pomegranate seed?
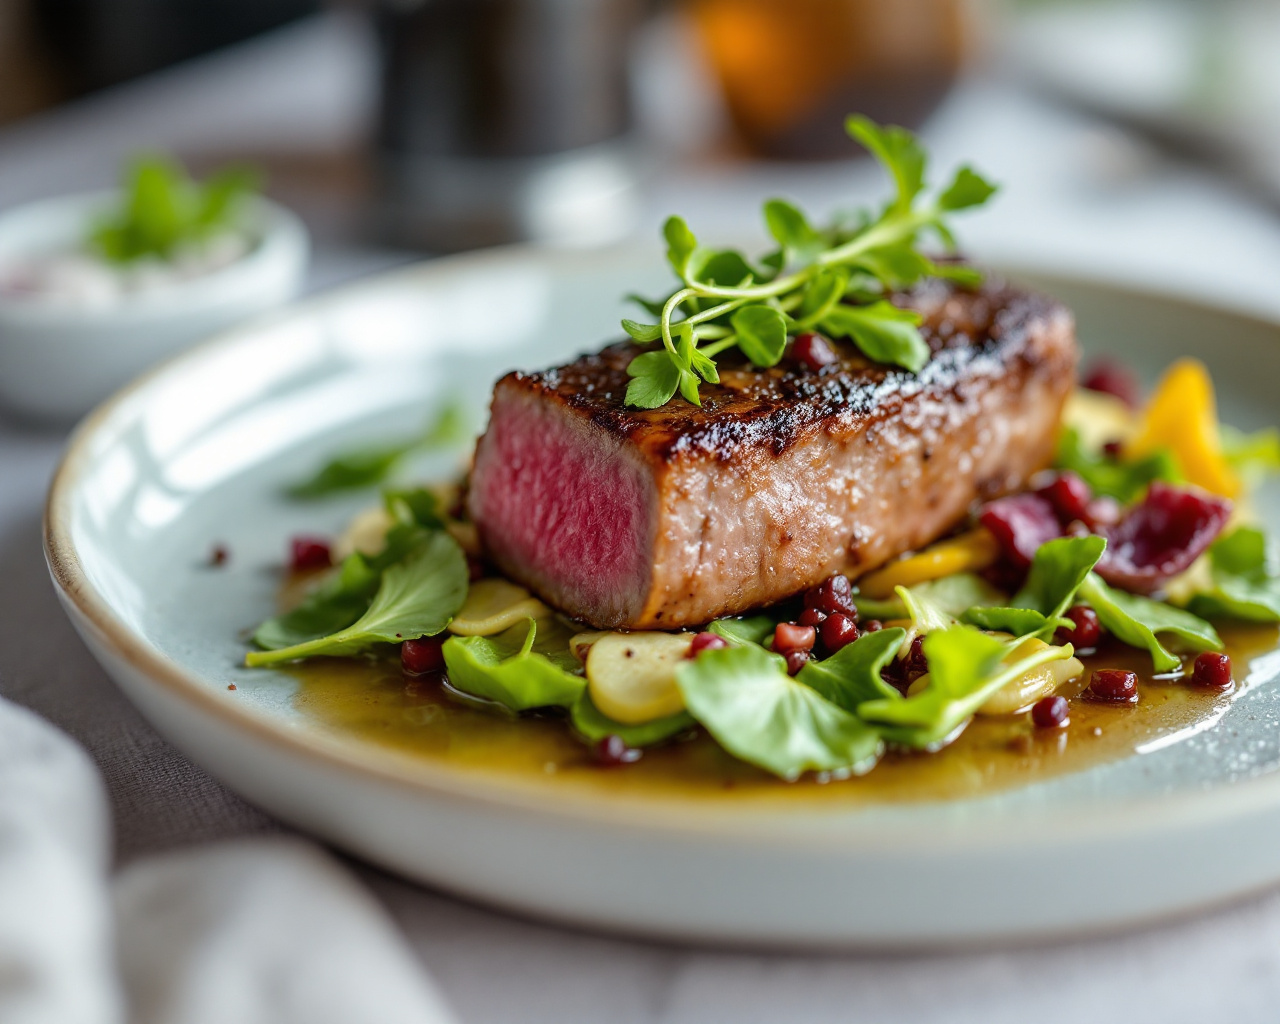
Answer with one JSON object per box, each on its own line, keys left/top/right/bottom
{"left": 804, "top": 574, "right": 856, "bottom": 617}
{"left": 1082, "top": 359, "right": 1141, "bottom": 408}
{"left": 687, "top": 631, "right": 729, "bottom": 658}
{"left": 596, "top": 735, "right": 642, "bottom": 766}
{"left": 1038, "top": 472, "right": 1093, "bottom": 525}
{"left": 1054, "top": 605, "right": 1102, "bottom": 650}
{"left": 1088, "top": 668, "right": 1138, "bottom": 703}
{"left": 290, "top": 536, "right": 332, "bottom": 571}
{"left": 904, "top": 635, "right": 929, "bottom": 681}
{"left": 401, "top": 636, "right": 445, "bottom": 674}
{"left": 861, "top": 619, "right": 883, "bottom": 633}
{"left": 774, "top": 622, "right": 816, "bottom": 654}
{"left": 797, "top": 607, "right": 827, "bottom": 627}
{"left": 792, "top": 332, "right": 838, "bottom": 371}
{"left": 1031, "top": 695, "right": 1070, "bottom": 728}
{"left": 820, "top": 613, "right": 859, "bottom": 654}
{"left": 1191, "top": 651, "right": 1233, "bottom": 689}
{"left": 209, "top": 543, "right": 229, "bottom": 566}
{"left": 1102, "top": 439, "right": 1125, "bottom": 458}
{"left": 784, "top": 650, "right": 811, "bottom": 676}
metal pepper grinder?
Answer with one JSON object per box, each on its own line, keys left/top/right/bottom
{"left": 374, "top": 0, "right": 646, "bottom": 251}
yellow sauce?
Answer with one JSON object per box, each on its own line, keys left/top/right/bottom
{"left": 287, "top": 623, "right": 1278, "bottom": 804}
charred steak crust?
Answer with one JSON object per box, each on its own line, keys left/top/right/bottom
{"left": 469, "top": 277, "right": 1078, "bottom": 629}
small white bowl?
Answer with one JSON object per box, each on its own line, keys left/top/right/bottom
{"left": 0, "top": 191, "right": 309, "bottom": 422}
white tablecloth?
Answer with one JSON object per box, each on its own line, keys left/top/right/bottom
{"left": 5, "top": 13, "right": 1280, "bottom": 1024}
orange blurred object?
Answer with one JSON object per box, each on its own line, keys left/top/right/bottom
{"left": 690, "top": 0, "right": 967, "bottom": 159}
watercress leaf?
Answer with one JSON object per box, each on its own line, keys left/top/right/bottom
{"left": 1186, "top": 527, "right": 1280, "bottom": 623}
{"left": 731, "top": 304, "right": 788, "bottom": 367}
{"left": 382, "top": 486, "right": 445, "bottom": 530}
{"left": 252, "top": 553, "right": 381, "bottom": 650}
{"left": 676, "top": 644, "right": 883, "bottom": 780}
{"left": 762, "top": 199, "right": 825, "bottom": 265}
{"left": 1054, "top": 427, "right": 1180, "bottom": 502}
{"left": 570, "top": 692, "right": 694, "bottom": 747}
{"left": 854, "top": 244, "right": 931, "bottom": 290}
{"left": 926, "top": 259, "right": 983, "bottom": 288}
{"left": 860, "top": 626, "right": 1070, "bottom": 749}
{"left": 798, "top": 627, "right": 907, "bottom": 709}
{"left": 625, "top": 349, "right": 682, "bottom": 409}
{"left": 693, "top": 249, "right": 756, "bottom": 288}
{"left": 246, "top": 531, "right": 468, "bottom": 666}
{"left": 443, "top": 619, "right": 586, "bottom": 712}
{"left": 936, "top": 165, "right": 998, "bottom": 211}
{"left": 1220, "top": 425, "right": 1280, "bottom": 485}
{"left": 622, "top": 319, "right": 663, "bottom": 343}
{"left": 678, "top": 368, "right": 703, "bottom": 406}
{"left": 819, "top": 300, "right": 929, "bottom": 373}
{"left": 911, "top": 573, "right": 1007, "bottom": 618}
{"left": 845, "top": 115, "right": 927, "bottom": 212}
{"left": 895, "top": 583, "right": 957, "bottom": 654}
{"left": 967, "top": 536, "right": 1106, "bottom": 637}
{"left": 798, "top": 268, "right": 850, "bottom": 324}
{"left": 962, "top": 606, "right": 1068, "bottom": 637}
{"left": 626, "top": 292, "right": 668, "bottom": 318}
{"left": 688, "top": 347, "right": 720, "bottom": 384}
{"left": 708, "top": 615, "right": 777, "bottom": 647}
{"left": 663, "top": 215, "right": 699, "bottom": 279}
{"left": 757, "top": 249, "right": 785, "bottom": 279}
{"left": 1079, "top": 573, "right": 1221, "bottom": 674}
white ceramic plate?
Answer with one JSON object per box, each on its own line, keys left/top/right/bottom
{"left": 45, "top": 245, "right": 1280, "bottom": 947}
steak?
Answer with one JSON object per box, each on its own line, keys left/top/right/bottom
{"left": 468, "top": 277, "right": 1077, "bottom": 629}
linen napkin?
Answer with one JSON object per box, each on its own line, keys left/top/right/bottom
{"left": 0, "top": 694, "right": 457, "bottom": 1024}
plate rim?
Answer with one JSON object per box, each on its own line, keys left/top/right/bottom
{"left": 43, "top": 241, "right": 1280, "bottom": 846}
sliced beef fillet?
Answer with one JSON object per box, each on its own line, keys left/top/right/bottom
{"left": 468, "top": 277, "right": 1078, "bottom": 629}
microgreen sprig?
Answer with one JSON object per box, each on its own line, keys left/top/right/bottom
{"left": 622, "top": 115, "right": 998, "bottom": 409}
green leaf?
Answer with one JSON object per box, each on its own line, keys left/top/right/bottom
{"left": 762, "top": 199, "right": 825, "bottom": 264}
{"left": 443, "top": 619, "right": 586, "bottom": 712}
{"left": 678, "top": 367, "right": 703, "bottom": 406}
{"left": 964, "top": 536, "right": 1105, "bottom": 638}
{"left": 820, "top": 301, "right": 929, "bottom": 372}
{"left": 845, "top": 115, "right": 927, "bottom": 212}
{"left": 195, "top": 164, "right": 260, "bottom": 228}
{"left": 625, "top": 350, "right": 683, "bottom": 409}
{"left": 676, "top": 644, "right": 883, "bottom": 780}
{"left": 731, "top": 304, "right": 788, "bottom": 367}
{"left": 1054, "top": 427, "right": 1180, "bottom": 503}
{"left": 854, "top": 244, "right": 932, "bottom": 290}
{"left": 693, "top": 249, "right": 756, "bottom": 288}
{"left": 797, "top": 268, "right": 850, "bottom": 326}
{"left": 688, "top": 346, "right": 720, "bottom": 384}
{"left": 798, "top": 627, "right": 907, "bottom": 709}
{"left": 936, "top": 165, "right": 998, "bottom": 211}
{"left": 252, "top": 554, "right": 382, "bottom": 651}
{"left": 382, "top": 486, "right": 445, "bottom": 530}
{"left": 1079, "top": 573, "right": 1221, "bottom": 674}
{"left": 1221, "top": 425, "right": 1280, "bottom": 486}
{"left": 287, "top": 404, "right": 468, "bottom": 498}
{"left": 663, "top": 215, "right": 699, "bottom": 279}
{"left": 1187, "top": 527, "right": 1280, "bottom": 623}
{"left": 246, "top": 531, "right": 468, "bottom": 666}
{"left": 926, "top": 259, "right": 983, "bottom": 288}
{"left": 622, "top": 319, "right": 663, "bottom": 343}
{"left": 626, "top": 292, "right": 668, "bottom": 318}
{"left": 860, "top": 626, "right": 1071, "bottom": 749}
{"left": 570, "top": 693, "right": 694, "bottom": 747}
{"left": 707, "top": 615, "right": 777, "bottom": 647}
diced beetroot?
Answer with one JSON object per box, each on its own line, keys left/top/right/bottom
{"left": 290, "top": 536, "right": 332, "bottom": 571}
{"left": 1037, "top": 472, "right": 1093, "bottom": 525}
{"left": 978, "top": 493, "right": 1062, "bottom": 568}
{"left": 687, "top": 632, "right": 728, "bottom": 658}
{"left": 1082, "top": 359, "right": 1141, "bottom": 408}
{"left": 1095, "top": 482, "right": 1232, "bottom": 594}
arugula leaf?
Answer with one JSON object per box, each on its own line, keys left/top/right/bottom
{"left": 570, "top": 693, "right": 694, "bottom": 747}
{"left": 937, "top": 166, "right": 998, "bottom": 211}
{"left": 1079, "top": 573, "right": 1221, "bottom": 673}
{"left": 763, "top": 199, "right": 825, "bottom": 265}
{"left": 625, "top": 349, "right": 683, "bottom": 409}
{"left": 1220, "top": 425, "right": 1280, "bottom": 486}
{"left": 731, "top": 304, "right": 788, "bottom": 367}
{"left": 664, "top": 216, "right": 699, "bottom": 280}
{"left": 676, "top": 644, "right": 883, "bottom": 780}
{"left": 288, "top": 404, "right": 468, "bottom": 498}
{"left": 964, "top": 536, "right": 1105, "bottom": 638}
{"left": 252, "top": 553, "right": 383, "bottom": 651}
{"left": 1055, "top": 427, "right": 1180, "bottom": 502}
{"left": 798, "top": 627, "right": 907, "bottom": 709}
{"left": 820, "top": 301, "right": 929, "bottom": 372}
{"left": 796, "top": 268, "right": 850, "bottom": 326}
{"left": 707, "top": 615, "right": 777, "bottom": 646}
{"left": 859, "top": 626, "right": 1071, "bottom": 749}
{"left": 443, "top": 619, "right": 586, "bottom": 712}
{"left": 845, "top": 115, "right": 926, "bottom": 212}
{"left": 247, "top": 531, "right": 468, "bottom": 666}
{"left": 1187, "top": 527, "right": 1280, "bottom": 623}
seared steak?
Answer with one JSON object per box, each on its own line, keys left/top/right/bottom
{"left": 468, "top": 277, "right": 1077, "bottom": 629}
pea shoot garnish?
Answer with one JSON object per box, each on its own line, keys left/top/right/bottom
{"left": 621, "top": 115, "right": 998, "bottom": 409}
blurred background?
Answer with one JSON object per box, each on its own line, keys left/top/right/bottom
{"left": 2, "top": 0, "right": 1280, "bottom": 298}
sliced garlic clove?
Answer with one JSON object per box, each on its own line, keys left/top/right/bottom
{"left": 569, "top": 631, "right": 614, "bottom": 663}
{"left": 446, "top": 520, "right": 482, "bottom": 557}
{"left": 978, "top": 638, "right": 1084, "bottom": 716}
{"left": 332, "top": 505, "right": 394, "bottom": 562}
{"left": 586, "top": 632, "right": 694, "bottom": 724}
{"left": 448, "top": 578, "right": 552, "bottom": 636}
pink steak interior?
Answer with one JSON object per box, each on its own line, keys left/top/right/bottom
{"left": 469, "top": 390, "right": 655, "bottom": 624}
